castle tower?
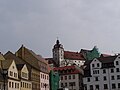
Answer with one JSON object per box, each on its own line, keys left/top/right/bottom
{"left": 52, "top": 39, "right": 64, "bottom": 67}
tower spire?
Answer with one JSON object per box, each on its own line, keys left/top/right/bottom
{"left": 56, "top": 37, "right": 60, "bottom": 45}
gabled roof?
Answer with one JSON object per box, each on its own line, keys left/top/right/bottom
{"left": 97, "top": 55, "right": 117, "bottom": 63}
{"left": 64, "top": 51, "right": 85, "bottom": 60}
{"left": 1, "top": 59, "right": 13, "bottom": 69}
{"left": 0, "top": 52, "right": 5, "bottom": 60}
{"left": 4, "top": 51, "right": 31, "bottom": 72}
{"left": 16, "top": 45, "right": 50, "bottom": 73}
{"left": 16, "top": 64, "right": 24, "bottom": 70}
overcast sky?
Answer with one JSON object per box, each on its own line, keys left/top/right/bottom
{"left": 0, "top": 0, "right": 120, "bottom": 57}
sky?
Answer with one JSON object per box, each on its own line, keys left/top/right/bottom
{"left": 0, "top": 0, "right": 120, "bottom": 57}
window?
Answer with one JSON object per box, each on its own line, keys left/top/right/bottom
{"left": 21, "top": 82, "right": 22, "bottom": 87}
{"left": 118, "top": 83, "right": 120, "bottom": 88}
{"left": 104, "top": 84, "right": 108, "bottom": 89}
{"left": 95, "top": 77, "right": 99, "bottom": 81}
{"left": 65, "top": 76, "right": 67, "bottom": 80}
{"left": 116, "top": 68, "right": 119, "bottom": 72}
{"left": 116, "top": 61, "right": 119, "bottom": 65}
{"left": 47, "top": 76, "right": 48, "bottom": 80}
{"left": 61, "top": 76, "right": 63, "bottom": 80}
{"left": 17, "top": 83, "right": 19, "bottom": 88}
{"left": 61, "top": 83, "right": 63, "bottom": 87}
{"left": 69, "top": 82, "right": 75, "bottom": 86}
{"left": 73, "top": 75, "right": 75, "bottom": 79}
{"left": 69, "top": 75, "right": 71, "bottom": 79}
{"left": 29, "top": 84, "right": 31, "bottom": 88}
{"left": 9, "top": 82, "right": 11, "bottom": 87}
{"left": 90, "top": 85, "right": 93, "bottom": 90}
{"left": 92, "top": 64, "right": 94, "bottom": 67}
{"left": 15, "top": 83, "right": 17, "bottom": 88}
{"left": 43, "top": 74, "right": 44, "bottom": 79}
{"left": 103, "top": 69, "right": 106, "bottom": 74}
{"left": 23, "top": 82, "right": 24, "bottom": 88}
{"left": 97, "top": 63, "right": 99, "bottom": 67}
{"left": 93, "top": 70, "right": 99, "bottom": 74}
{"left": 27, "top": 83, "right": 28, "bottom": 88}
{"left": 65, "top": 83, "right": 67, "bottom": 87}
{"left": 22, "top": 72, "right": 27, "bottom": 78}
{"left": 25, "top": 83, "right": 26, "bottom": 88}
{"left": 117, "top": 75, "right": 120, "bottom": 79}
{"left": 95, "top": 85, "right": 99, "bottom": 90}
{"left": 14, "top": 73, "right": 17, "bottom": 78}
{"left": 41, "top": 74, "right": 42, "bottom": 78}
{"left": 87, "top": 78, "right": 90, "bottom": 82}
{"left": 10, "top": 71, "right": 13, "bottom": 76}
{"left": 112, "top": 83, "right": 116, "bottom": 89}
{"left": 111, "top": 68, "right": 114, "bottom": 73}
{"left": 111, "top": 76, "right": 115, "bottom": 80}
{"left": 103, "top": 76, "right": 107, "bottom": 81}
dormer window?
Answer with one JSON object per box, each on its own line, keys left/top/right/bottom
{"left": 10, "top": 71, "right": 13, "bottom": 76}
{"left": 92, "top": 64, "right": 94, "bottom": 67}
{"left": 97, "top": 63, "right": 99, "bottom": 67}
{"left": 22, "top": 72, "right": 27, "bottom": 78}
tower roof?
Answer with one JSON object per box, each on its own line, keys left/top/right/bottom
{"left": 53, "top": 39, "right": 63, "bottom": 49}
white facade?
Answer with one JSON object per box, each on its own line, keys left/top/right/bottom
{"left": 53, "top": 40, "right": 64, "bottom": 67}
{"left": 52, "top": 40, "right": 85, "bottom": 67}
{"left": 59, "top": 74, "right": 80, "bottom": 90}
{"left": 83, "top": 55, "right": 120, "bottom": 90}
{"left": 40, "top": 72, "right": 49, "bottom": 90}
{"left": 63, "top": 59, "right": 85, "bottom": 67}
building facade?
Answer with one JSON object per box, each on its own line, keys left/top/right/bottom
{"left": 52, "top": 40, "right": 85, "bottom": 67}
{"left": 54, "top": 65, "right": 83, "bottom": 90}
{"left": 15, "top": 45, "right": 49, "bottom": 90}
{"left": 83, "top": 55, "right": 120, "bottom": 90}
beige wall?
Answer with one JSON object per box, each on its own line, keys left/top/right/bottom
{"left": 8, "top": 60, "right": 18, "bottom": 79}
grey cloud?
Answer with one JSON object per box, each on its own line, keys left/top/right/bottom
{"left": 0, "top": 0, "right": 120, "bottom": 57}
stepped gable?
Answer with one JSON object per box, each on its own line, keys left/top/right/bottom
{"left": 64, "top": 51, "right": 85, "bottom": 60}
{"left": 53, "top": 65, "right": 82, "bottom": 75}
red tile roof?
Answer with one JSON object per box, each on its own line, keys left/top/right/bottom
{"left": 53, "top": 65, "right": 81, "bottom": 74}
{"left": 64, "top": 51, "right": 85, "bottom": 60}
